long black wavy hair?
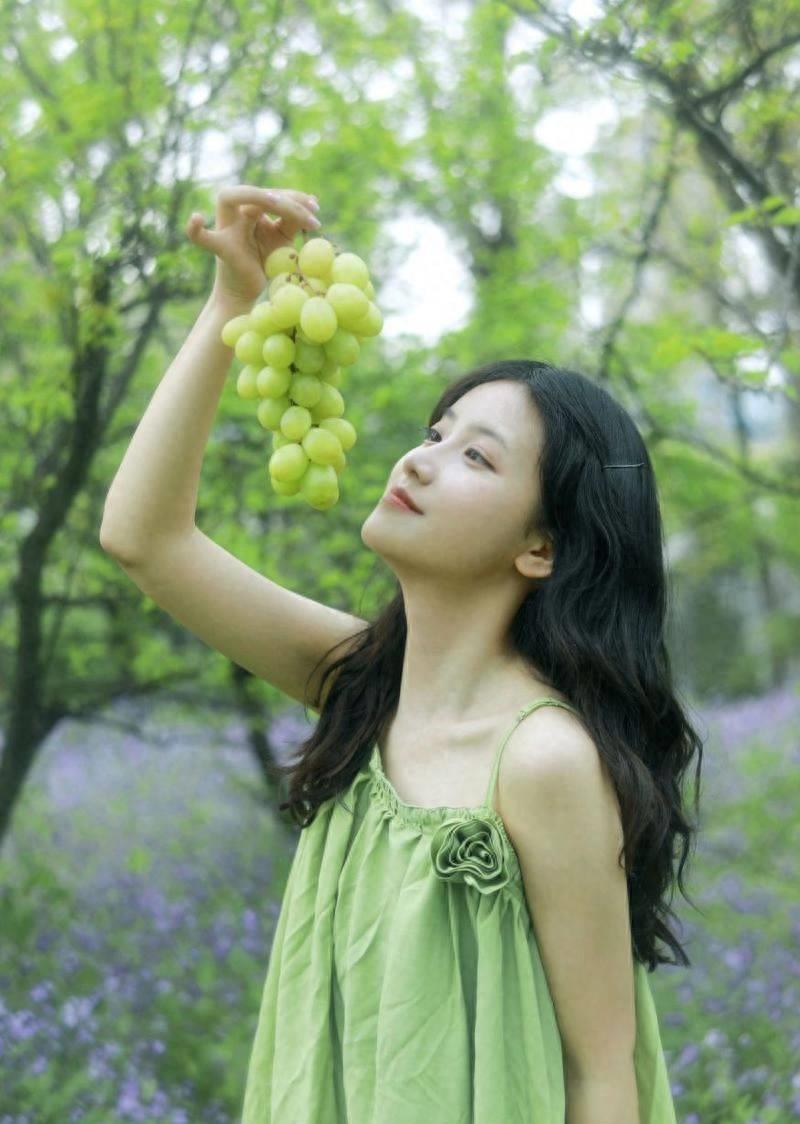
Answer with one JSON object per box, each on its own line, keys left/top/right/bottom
{"left": 275, "top": 359, "right": 705, "bottom": 973}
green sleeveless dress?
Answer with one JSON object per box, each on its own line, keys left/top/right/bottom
{"left": 241, "top": 697, "right": 678, "bottom": 1123}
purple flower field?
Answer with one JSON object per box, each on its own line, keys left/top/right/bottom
{"left": 1, "top": 680, "right": 799, "bottom": 1122}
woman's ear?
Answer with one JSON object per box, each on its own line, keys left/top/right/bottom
{"left": 514, "top": 534, "right": 553, "bottom": 582}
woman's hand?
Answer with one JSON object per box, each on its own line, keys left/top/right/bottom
{"left": 186, "top": 184, "right": 321, "bottom": 308}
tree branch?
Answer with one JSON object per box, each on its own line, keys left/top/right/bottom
{"left": 597, "top": 120, "right": 679, "bottom": 383}
{"left": 8, "top": 35, "right": 73, "bottom": 134}
{"left": 509, "top": 2, "right": 799, "bottom": 295}
{"left": 692, "top": 32, "right": 800, "bottom": 109}
{"left": 610, "top": 351, "right": 800, "bottom": 499}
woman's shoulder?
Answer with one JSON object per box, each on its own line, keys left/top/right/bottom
{"left": 503, "top": 664, "right": 577, "bottom": 718}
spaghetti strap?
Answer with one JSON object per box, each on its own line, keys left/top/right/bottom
{"left": 483, "top": 697, "right": 581, "bottom": 810}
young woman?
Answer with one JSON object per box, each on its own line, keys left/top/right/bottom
{"left": 252, "top": 361, "right": 704, "bottom": 1122}
{"left": 101, "top": 186, "right": 701, "bottom": 1123}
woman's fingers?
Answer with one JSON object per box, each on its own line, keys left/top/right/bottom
{"left": 186, "top": 212, "right": 221, "bottom": 253}
{"left": 187, "top": 185, "right": 319, "bottom": 261}
{"left": 256, "top": 212, "right": 294, "bottom": 251}
{"left": 216, "top": 185, "right": 318, "bottom": 230}
{"left": 284, "top": 188, "right": 318, "bottom": 210}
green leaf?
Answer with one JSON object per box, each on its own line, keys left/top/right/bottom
{"left": 769, "top": 206, "right": 800, "bottom": 225}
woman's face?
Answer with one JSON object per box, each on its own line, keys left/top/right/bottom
{"left": 361, "top": 380, "right": 551, "bottom": 585}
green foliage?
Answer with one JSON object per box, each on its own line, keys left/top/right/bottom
{"left": 0, "top": 0, "right": 797, "bottom": 860}
{"left": 726, "top": 197, "right": 800, "bottom": 227}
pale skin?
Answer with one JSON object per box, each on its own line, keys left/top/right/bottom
{"left": 361, "top": 378, "right": 555, "bottom": 729}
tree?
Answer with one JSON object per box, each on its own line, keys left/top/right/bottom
{"left": 2, "top": 0, "right": 797, "bottom": 852}
{"left": 0, "top": 0, "right": 400, "bottom": 850}
{"left": 506, "top": 0, "right": 800, "bottom": 427}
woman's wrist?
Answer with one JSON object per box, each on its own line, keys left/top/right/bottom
{"left": 208, "top": 284, "right": 259, "bottom": 318}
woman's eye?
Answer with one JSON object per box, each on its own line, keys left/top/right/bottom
{"left": 420, "top": 426, "right": 491, "bottom": 467}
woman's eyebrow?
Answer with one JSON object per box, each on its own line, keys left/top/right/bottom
{"left": 442, "top": 406, "right": 509, "bottom": 450}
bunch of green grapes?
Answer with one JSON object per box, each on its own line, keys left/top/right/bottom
{"left": 220, "top": 237, "right": 382, "bottom": 511}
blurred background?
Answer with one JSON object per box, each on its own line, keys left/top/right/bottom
{"left": 1, "top": 0, "right": 799, "bottom": 1120}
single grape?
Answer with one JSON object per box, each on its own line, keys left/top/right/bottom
{"left": 298, "top": 237, "right": 336, "bottom": 278}
{"left": 265, "top": 246, "right": 299, "bottom": 279}
{"left": 270, "top": 474, "right": 302, "bottom": 496}
{"left": 262, "top": 332, "right": 296, "bottom": 368}
{"left": 293, "top": 338, "right": 326, "bottom": 374}
{"left": 235, "top": 330, "right": 266, "bottom": 366}
{"left": 270, "top": 443, "right": 309, "bottom": 482}
{"left": 221, "top": 314, "right": 253, "bottom": 348}
{"left": 289, "top": 372, "right": 324, "bottom": 408}
{"left": 257, "top": 395, "right": 291, "bottom": 429}
{"left": 324, "top": 283, "right": 369, "bottom": 330}
{"left": 301, "top": 426, "right": 343, "bottom": 466}
{"left": 256, "top": 365, "right": 292, "bottom": 398}
{"left": 300, "top": 463, "right": 339, "bottom": 510}
{"left": 315, "top": 383, "right": 345, "bottom": 419}
{"left": 280, "top": 404, "right": 313, "bottom": 441}
{"left": 331, "top": 251, "right": 369, "bottom": 290}
{"left": 236, "top": 366, "right": 260, "bottom": 400}
{"left": 299, "top": 296, "right": 338, "bottom": 343}
{"left": 323, "top": 328, "right": 360, "bottom": 367}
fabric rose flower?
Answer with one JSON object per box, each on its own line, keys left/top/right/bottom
{"left": 429, "top": 816, "right": 510, "bottom": 895}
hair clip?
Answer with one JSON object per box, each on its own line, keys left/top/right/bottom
{"left": 602, "top": 462, "right": 645, "bottom": 469}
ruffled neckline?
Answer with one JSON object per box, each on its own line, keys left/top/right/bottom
{"left": 367, "top": 743, "right": 523, "bottom": 890}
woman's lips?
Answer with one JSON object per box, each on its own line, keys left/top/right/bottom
{"left": 384, "top": 490, "right": 423, "bottom": 513}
